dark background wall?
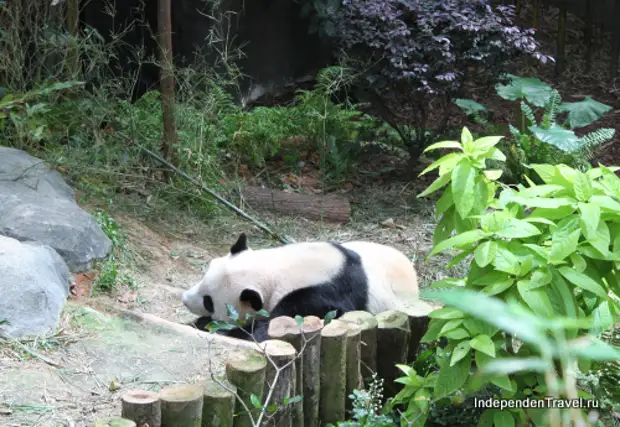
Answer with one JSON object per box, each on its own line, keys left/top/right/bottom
{"left": 81, "top": 0, "right": 617, "bottom": 103}
{"left": 80, "top": 0, "right": 332, "bottom": 102}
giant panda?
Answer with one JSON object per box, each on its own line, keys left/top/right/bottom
{"left": 181, "top": 233, "right": 419, "bottom": 342}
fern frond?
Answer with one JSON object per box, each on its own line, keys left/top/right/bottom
{"left": 520, "top": 102, "right": 536, "bottom": 126}
{"left": 542, "top": 89, "right": 562, "bottom": 128}
{"left": 578, "top": 128, "right": 615, "bottom": 160}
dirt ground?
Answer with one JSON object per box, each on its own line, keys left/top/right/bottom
{"left": 0, "top": 171, "right": 458, "bottom": 426}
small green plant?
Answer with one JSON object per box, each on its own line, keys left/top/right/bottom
{"left": 328, "top": 373, "right": 395, "bottom": 427}
{"left": 227, "top": 66, "right": 372, "bottom": 183}
{"left": 92, "top": 210, "right": 135, "bottom": 292}
{"left": 384, "top": 127, "right": 620, "bottom": 426}
{"left": 455, "top": 75, "right": 615, "bottom": 184}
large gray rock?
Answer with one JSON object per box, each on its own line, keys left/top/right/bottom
{"left": 0, "top": 236, "right": 71, "bottom": 338}
{"left": 0, "top": 147, "right": 112, "bottom": 271}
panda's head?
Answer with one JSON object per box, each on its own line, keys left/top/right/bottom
{"left": 181, "top": 233, "right": 265, "bottom": 324}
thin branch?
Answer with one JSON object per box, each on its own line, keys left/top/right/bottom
{"left": 139, "top": 146, "right": 294, "bottom": 245}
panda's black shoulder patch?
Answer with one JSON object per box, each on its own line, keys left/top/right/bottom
{"left": 217, "top": 241, "right": 370, "bottom": 343}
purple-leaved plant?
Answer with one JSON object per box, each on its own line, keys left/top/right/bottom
{"left": 334, "top": 0, "right": 552, "bottom": 164}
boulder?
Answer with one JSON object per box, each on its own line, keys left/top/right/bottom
{"left": 0, "top": 236, "right": 71, "bottom": 338}
{"left": 0, "top": 147, "right": 111, "bottom": 271}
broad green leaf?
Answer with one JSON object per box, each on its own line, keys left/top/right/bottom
{"left": 584, "top": 219, "right": 611, "bottom": 256}
{"left": 434, "top": 351, "right": 471, "bottom": 397}
{"left": 579, "top": 203, "right": 601, "bottom": 239}
{"left": 530, "top": 124, "right": 581, "bottom": 152}
{"left": 413, "top": 388, "right": 432, "bottom": 412}
{"left": 473, "top": 136, "right": 504, "bottom": 153}
{"left": 493, "top": 245, "right": 521, "bottom": 275}
{"left": 436, "top": 186, "right": 454, "bottom": 216}
{"left": 475, "top": 241, "right": 497, "bottom": 267}
{"left": 419, "top": 152, "right": 465, "bottom": 177}
{"left": 559, "top": 96, "right": 613, "bottom": 129}
{"left": 493, "top": 407, "right": 516, "bottom": 427}
{"left": 530, "top": 164, "right": 557, "bottom": 184}
{"left": 558, "top": 267, "right": 608, "bottom": 298}
{"left": 472, "top": 271, "right": 512, "bottom": 287}
{"left": 480, "top": 212, "right": 509, "bottom": 234}
{"left": 250, "top": 393, "right": 262, "bottom": 409}
{"left": 568, "top": 336, "right": 620, "bottom": 361}
{"left": 511, "top": 195, "right": 576, "bottom": 209}
{"left": 519, "top": 184, "right": 565, "bottom": 198}
{"left": 491, "top": 374, "right": 514, "bottom": 392}
{"left": 429, "top": 307, "right": 466, "bottom": 320}
{"left": 591, "top": 301, "right": 614, "bottom": 335}
{"left": 483, "top": 169, "right": 503, "bottom": 181}
{"left": 574, "top": 173, "right": 594, "bottom": 201}
{"left": 470, "top": 334, "right": 496, "bottom": 357}
{"left": 549, "top": 229, "right": 581, "bottom": 264}
{"left": 421, "top": 319, "right": 445, "bottom": 342}
{"left": 531, "top": 267, "right": 552, "bottom": 287}
{"left": 517, "top": 280, "right": 554, "bottom": 317}
{"left": 471, "top": 179, "right": 491, "bottom": 216}
{"left": 450, "top": 341, "right": 472, "bottom": 366}
{"left": 429, "top": 229, "right": 488, "bottom": 257}
{"left": 530, "top": 205, "right": 575, "bottom": 220}
{"left": 443, "top": 327, "right": 471, "bottom": 340}
{"left": 434, "top": 209, "right": 455, "bottom": 246}
{"left": 464, "top": 319, "right": 500, "bottom": 338}
{"left": 487, "top": 147, "right": 507, "bottom": 162}
{"left": 481, "top": 279, "right": 515, "bottom": 297}
{"left": 418, "top": 172, "right": 452, "bottom": 198}
{"left": 421, "top": 289, "right": 551, "bottom": 350}
{"left": 454, "top": 98, "right": 488, "bottom": 115}
{"left": 461, "top": 127, "right": 475, "bottom": 153}
{"left": 439, "top": 319, "right": 464, "bottom": 335}
{"left": 590, "top": 195, "right": 620, "bottom": 214}
{"left": 482, "top": 358, "right": 549, "bottom": 376}
{"left": 570, "top": 253, "right": 587, "bottom": 273}
{"left": 495, "top": 218, "right": 541, "bottom": 239}
{"left": 495, "top": 74, "right": 554, "bottom": 107}
{"left": 424, "top": 140, "right": 462, "bottom": 153}
{"left": 451, "top": 160, "right": 477, "bottom": 219}
{"left": 431, "top": 278, "right": 466, "bottom": 289}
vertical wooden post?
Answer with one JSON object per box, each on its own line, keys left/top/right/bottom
{"left": 532, "top": 0, "right": 540, "bottom": 29}
{"left": 375, "top": 310, "right": 411, "bottom": 400}
{"left": 157, "top": 0, "right": 178, "bottom": 164}
{"left": 584, "top": 0, "right": 594, "bottom": 73}
{"left": 555, "top": 0, "right": 568, "bottom": 77}
{"left": 66, "top": 0, "right": 80, "bottom": 78}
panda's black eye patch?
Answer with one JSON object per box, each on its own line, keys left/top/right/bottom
{"left": 203, "top": 295, "right": 214, "bottom": 313}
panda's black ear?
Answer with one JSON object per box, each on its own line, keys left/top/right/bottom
{"left": 240, "top": 288, "right": 263, "bottom": 311}
{"left": 230, "top": 233, "right": 248, "bottom": 255}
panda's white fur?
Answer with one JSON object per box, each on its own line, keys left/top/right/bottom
{"left": 182, "top": 234, "right": 419, "bottom": 340}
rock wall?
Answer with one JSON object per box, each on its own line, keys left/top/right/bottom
{"left": 0, "top": 146, "right": 112, "bottom": 338}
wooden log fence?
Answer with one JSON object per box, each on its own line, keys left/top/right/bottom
{"left": 98, "top": 302, "right": 435, "bottom": 427}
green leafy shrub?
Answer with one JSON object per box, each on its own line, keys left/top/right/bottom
{"left": 454, "top": 75, "right": 616, "bottom": 184}
{"left": 226, "top": 66, "right": 371, "bottom": 181}
{"left": 385, "top": 128, "right": 620, "bottom": 426}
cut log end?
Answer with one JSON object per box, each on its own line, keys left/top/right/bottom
{"left": 268, "top": 316, "right": 301, "bottom": 339}
{"left": 258, "top": 339, "right": 297, "bottom": 358}
{"left": 339, "top": 311, "right": 379, "bottom": 330}
{"left": 121, "top": 389, "right": 161, "bottom": 427}
{"left": 159, "top": 384, "right": 204, "bottom": 427}
{"left": 321, "top": 319, "right": 349, "bottom": 338}
{"left": 376, "top": 310, "right": 410, "bottom": 330}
